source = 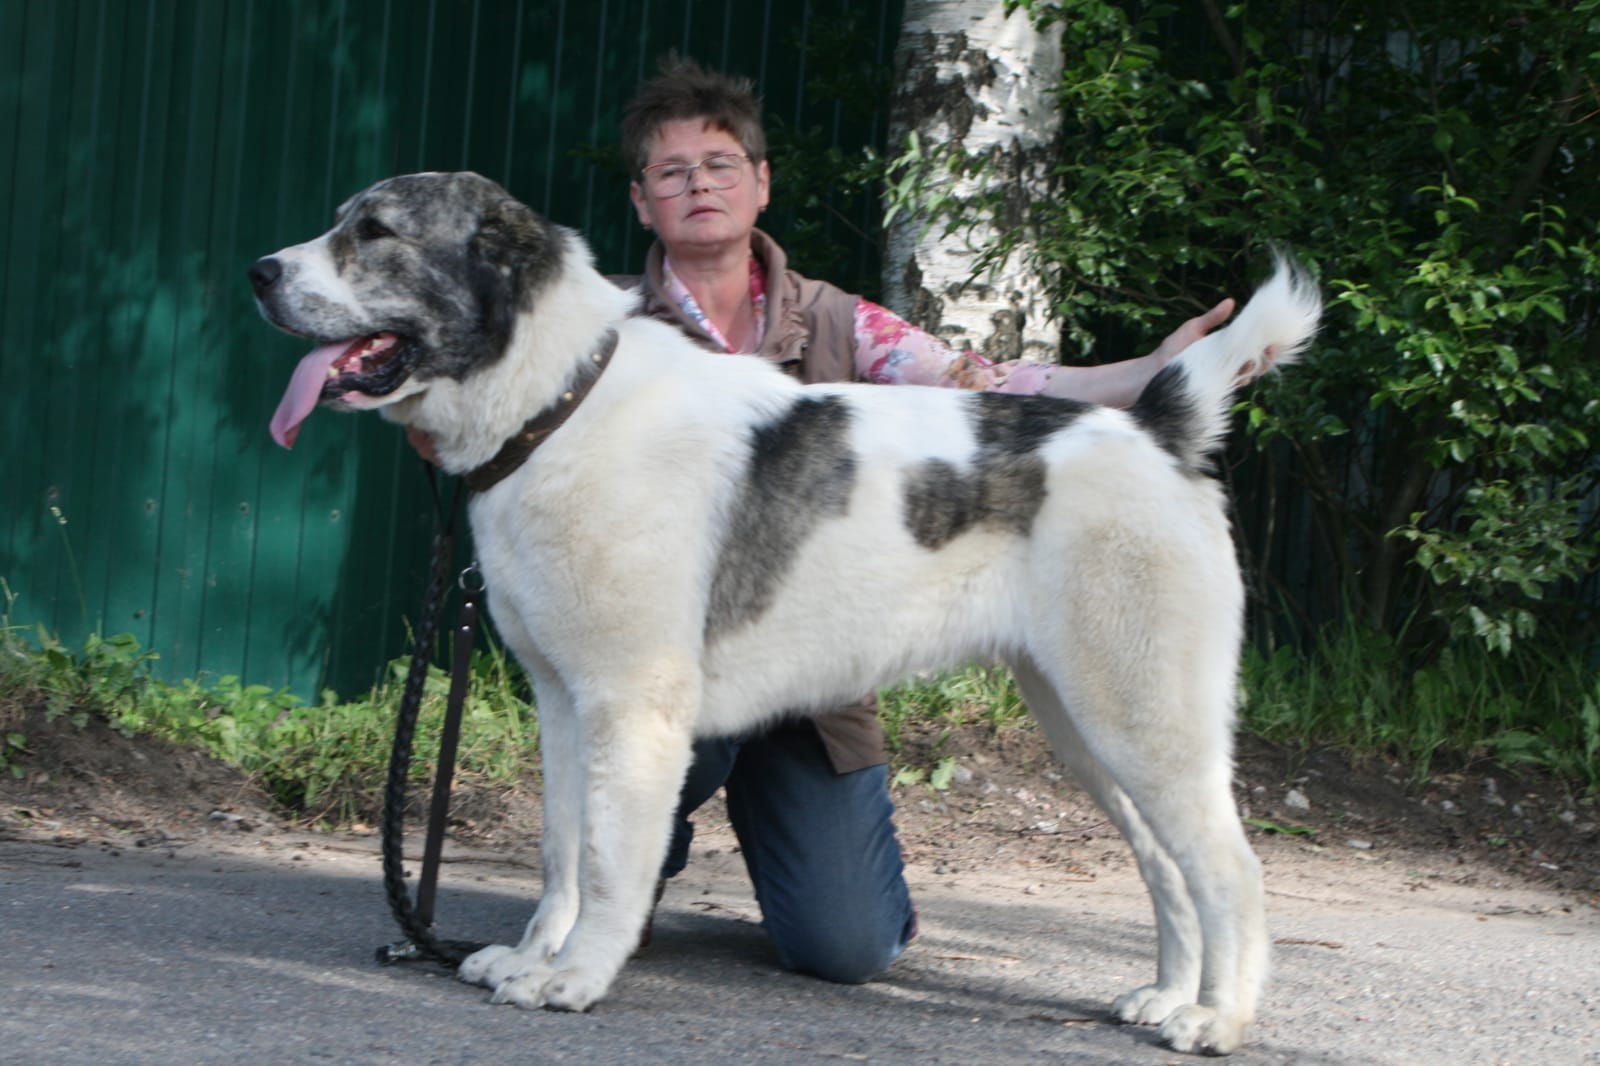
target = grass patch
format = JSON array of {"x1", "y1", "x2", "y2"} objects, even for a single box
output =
[
  {"x1": 0, "y1": 584, "x2": 537, "y2": 823},
  {"x1": 877, "y1": 665, "x2": 1030, "y2": 755},
  {"x1": 877, "y1": 666, "x2": 1031, "y2": 791},
  {"x1": 5, "y1": 575, "x2": 1595, "y2": 823},
  {"x1": 1241, "y1": 621, "x2": 1600, "y2": 788},
  {"x1": 122, "y1": 647, "x2": 540, "y2": 824}
]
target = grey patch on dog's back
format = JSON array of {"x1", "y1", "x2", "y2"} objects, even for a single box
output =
[
  {"x1": 705, "y1": 395, "x2": 858, "y2": 641},
  {"x1": 903, "y1": 393, "x2": 1086, "y2": 550},
  {"x1": 970, "y1": 391, "x2": 1090, "y2": 453},
  {"x1": 903, "y1": 460, "x2": 977, "y2": 549},
  {"x1": 904, "y1": 456, "x2": 1047, "y2": 549}
]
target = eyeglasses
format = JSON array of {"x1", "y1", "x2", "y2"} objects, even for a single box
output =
[{"x1": 639, "y1": 153, "x2": 751, "y2": 199}]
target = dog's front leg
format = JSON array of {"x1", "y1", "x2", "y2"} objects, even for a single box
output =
[
  {"x1": 458, "y1": 678, "x2": 583, "y2": 987},
  {"x1": 490, "y1": 688, "x2": 696, "y2": 1012}
]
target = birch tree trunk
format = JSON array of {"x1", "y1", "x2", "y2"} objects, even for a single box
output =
[{"x1": 884, "y1": 1, "x2": 1063, "y2": 362}]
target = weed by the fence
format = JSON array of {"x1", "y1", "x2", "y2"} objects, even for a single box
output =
[
  {"x1": 0, "y1": 597, "x2": 540, "y2": 825},
  {"x1": 1241, "y1": 620, "x2": 1599, "y2": 788}
]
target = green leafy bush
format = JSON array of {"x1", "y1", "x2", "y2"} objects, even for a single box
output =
[
  {"x1": 1241, "y1": 616, "x2": 1600, "y2": 787},
  {"x1": 877, "y1": 1, "x2": 1598, "y2": 780},
  {"x1": 897, "y1": 0, "x2": 1599, "y2": 661}
]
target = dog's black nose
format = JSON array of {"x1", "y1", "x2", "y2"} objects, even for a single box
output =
[{"x1": 248, "y1": 257, "x2": 283, "y2": 296}]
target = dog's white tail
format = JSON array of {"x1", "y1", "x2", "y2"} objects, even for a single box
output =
[{"x1": 1131, "y1": 255, "x2": 1321, "y2": 474}]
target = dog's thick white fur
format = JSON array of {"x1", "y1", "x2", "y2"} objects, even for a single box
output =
[{"x1": 252, "y1": 173, "x2": 1321, "y2": 1055}]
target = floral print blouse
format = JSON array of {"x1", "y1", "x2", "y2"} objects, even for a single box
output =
[{"x1": 853, "y1": 298, "x2": 1054, "y2": 394}]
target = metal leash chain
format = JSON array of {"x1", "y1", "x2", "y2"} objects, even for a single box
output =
[{"x1": 376, "y1": 478, "x2": 489, "y2": 967}]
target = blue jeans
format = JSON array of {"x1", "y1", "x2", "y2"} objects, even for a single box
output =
[{"x1": 662, "y1": 719, "x2": 916, "y2": 984}]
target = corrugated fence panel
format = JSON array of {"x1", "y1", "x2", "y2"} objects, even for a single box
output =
[{"x1": 0, "y1": 0, "x2": 900, "y2": 700}]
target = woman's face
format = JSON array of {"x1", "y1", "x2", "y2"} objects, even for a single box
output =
[{"x1": 629, "y1": 118, "x2": 770, "y2": 258}]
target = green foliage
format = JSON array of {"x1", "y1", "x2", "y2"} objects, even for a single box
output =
[
  {"x1": 0, "y1": 731, "x2": 26, "y2": 779},
  {"x1": 18, "y1": 629, "x2": 156, "y2": 730},
  {"x1": 870, "y1": 0, "x2": 1600, "y2": 781},
  {"x1": 880, "y1": 641, "x2": 1600, "y2": 792},
  {"x1": 892, "y1": 754, "x2": 960, "y2": 792},
  {"x1": 1241, "y1": 617, "x2": 1600, "y2": 787},
  {"x1": 124, "y1": 640, "x2": 539, "y2": 824},
  {"x1": 1244, "y1": 817, "x2": 1317, "y2": 837},
  {"x1": 5, "y1": 606, "x2": 1595, "y2": 812},
  {"x1": 878, "y1": 667, "x2": 1029, "y2": 789},
  {"x1": 759, "y1": 4, "x2": 898, "y2": 298},
  {"x1": 935, "y1": 0, "x2": 1600, "y2": 663},
  {"x1": 1, "y1": 583, "x2": 162, "y2": 773},
  {"x1": 1335, "y1": 190, "x2": 1598, "y2": 652},
  {"x1": 0, "y1": 610, "x2": 539, "y2": 825},
  {"x1": 879, "y1": 130, "x2": 989, "y2": 233},
  {"x1": 878, "y1": 666, "x2": 1029, "y2": 755}
]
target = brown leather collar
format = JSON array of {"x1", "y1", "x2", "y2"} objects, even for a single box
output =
[{"x1": 463, "y1": 329, "x2": 619, "y2": 493}]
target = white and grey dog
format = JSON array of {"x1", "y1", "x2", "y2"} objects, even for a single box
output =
[{"x1": 251, "y1": 172, "x2": 1320, "y2": 1055}]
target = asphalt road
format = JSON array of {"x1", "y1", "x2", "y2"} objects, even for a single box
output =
[{"x1": 3, "y1": 826, "x2": 1596, "y2": 1065}]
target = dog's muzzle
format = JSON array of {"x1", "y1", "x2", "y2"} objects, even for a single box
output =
[{"x1": 250, "y1": 254, "x2": 419, "y2": 449}]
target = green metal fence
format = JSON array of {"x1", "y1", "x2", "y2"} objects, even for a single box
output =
[{"x1": 1, "y1": 0, "x2": 898, "y2": 699}]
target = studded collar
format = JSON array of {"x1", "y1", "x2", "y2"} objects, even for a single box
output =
[{"x1": 463, "y1": 329, "x2": 619, "y2": 493}]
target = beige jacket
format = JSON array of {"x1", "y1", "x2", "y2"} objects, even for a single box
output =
[{"x1": 610, "y1": 230, "x2": 887, "y2": 773}]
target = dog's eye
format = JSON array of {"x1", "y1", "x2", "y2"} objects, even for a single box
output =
[{"x1": 356, "y1": 217, "x2": 394, "y2": 241}]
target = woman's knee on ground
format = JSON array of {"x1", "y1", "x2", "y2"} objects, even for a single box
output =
[{"x1": 765, "y1": 899, "x2": 912, "y2": 984}]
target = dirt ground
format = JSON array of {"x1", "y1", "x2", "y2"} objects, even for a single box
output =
[{"x1": 2, "y1": 702, "x2": 1596, "y2": 908}]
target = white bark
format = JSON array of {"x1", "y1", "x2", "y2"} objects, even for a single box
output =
[{"x1": 884, "y1": 1, "x2": 1063, "y2": 362}]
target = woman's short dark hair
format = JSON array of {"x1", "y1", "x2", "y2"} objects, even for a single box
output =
[{"x1": 620, "y1": 54, "x2": 766, "y2": 176}]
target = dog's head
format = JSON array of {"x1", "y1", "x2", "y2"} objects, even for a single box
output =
[{"x1": 250, "y1": 172, "x2": 560, "y2": 448}]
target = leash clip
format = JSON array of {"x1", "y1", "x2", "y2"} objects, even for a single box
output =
[{"x1": 376, "y1": 937, "x2": 428, "y2": 964}]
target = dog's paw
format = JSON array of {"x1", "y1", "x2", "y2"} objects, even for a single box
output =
[
  {"x1": 458, "y1": 944, "x2": 515, "y2": 986},
  {"x1": 1158, "y1": 1004, "x2": 1247, "y2": 1056},
  {"x1": 461, "y1": 944, "x2": 552, "y2": 989},
  {"x1": 489, "y1": 966, "x2": 609, "y2": 1012},
  {"x1": 536, "y1": 966, "x2": 612, "y2": 1012},
  {"x1": 1112, "y1": 984, "x2": 1194, "y2": 1027},
  {"x1": 489, "y1": 969, "x2": 553, "y2": 1009}
]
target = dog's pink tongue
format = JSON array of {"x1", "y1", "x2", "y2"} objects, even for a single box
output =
[{"x1": 270, "y1": 341, "x2": 350, "y2": 449}]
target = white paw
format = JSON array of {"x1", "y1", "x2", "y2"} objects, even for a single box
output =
[
  {"x1": 457, "y1": 944, "x2": 515, "y2": 986},
  {"x1": 459, "y1": 944, "x2": 555, "y2": 990},
  {"x1": 1158, "y1": 1004, "x2": 1247, "y2": 1056},
  {"x1": 1112, "y1": 984, "x2": 1194, "y2": 1026},
  {"x1": 490, "y1": 966, "x2": 610, "y2": 1012}
]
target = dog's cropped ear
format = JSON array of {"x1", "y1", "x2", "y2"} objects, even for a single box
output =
[
  {"x1": 468, "y1": 193, "x2": 555, "y2": 331},
  {"x1": 473, "y1": 196, "x2": 551, "y2": 280}
]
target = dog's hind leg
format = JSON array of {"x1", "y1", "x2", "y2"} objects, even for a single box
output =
[
  {"x1": 1018, "y1": 656, "x2": 1266, "y2": 1055},
  {"x1": 1010, "y1": 658, "x2": 1202, "y2": 1025},
  {"x1": 1145, "y1": 799, "x2": 1266, "y2": 1057}
]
